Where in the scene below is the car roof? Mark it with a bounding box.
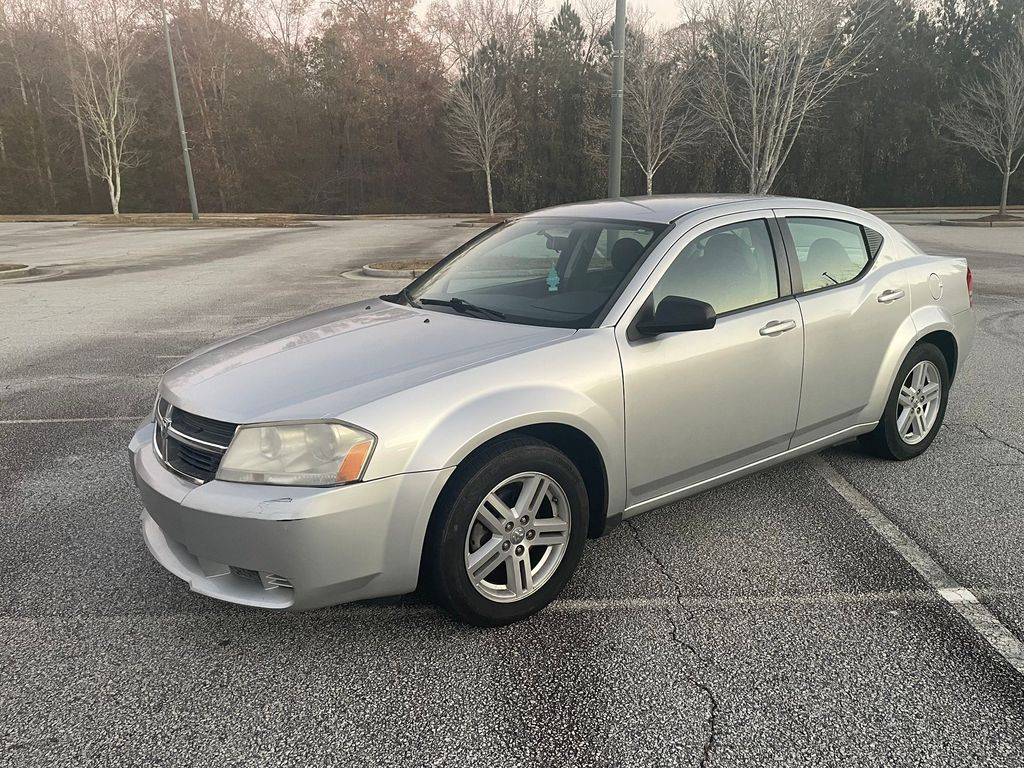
[519,194,858,225]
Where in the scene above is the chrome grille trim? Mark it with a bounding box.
[154,399,238,484]
[264,574,294,590]
[165,424,232,452]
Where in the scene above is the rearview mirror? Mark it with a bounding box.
[635,296,716,337]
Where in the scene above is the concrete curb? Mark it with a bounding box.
[938,219,1024,227]
[0,264,36,280]
[361,264,433,278]
[869,206,1024,214]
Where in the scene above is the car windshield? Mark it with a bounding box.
[396,217,665,328]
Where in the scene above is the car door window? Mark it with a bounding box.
[652,219,780,315]
[786,217,871,291]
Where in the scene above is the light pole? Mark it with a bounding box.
[158,0,199,220]
[607,0,626,198]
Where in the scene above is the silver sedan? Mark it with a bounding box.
[129,195,976,625]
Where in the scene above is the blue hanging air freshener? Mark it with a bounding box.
[546,266,560,292]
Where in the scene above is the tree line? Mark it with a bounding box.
[0,0,1021,216]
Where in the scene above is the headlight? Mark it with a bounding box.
[216,422,375,486]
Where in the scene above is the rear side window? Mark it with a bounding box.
[786,218,871,291]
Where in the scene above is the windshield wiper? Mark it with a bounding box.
[419,297,506,320]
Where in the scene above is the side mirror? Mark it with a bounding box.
[635,296,716,337]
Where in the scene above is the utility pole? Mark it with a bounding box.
[159,0,199,220]
[607,0,626,198]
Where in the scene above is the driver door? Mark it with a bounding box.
[616,213,804,509]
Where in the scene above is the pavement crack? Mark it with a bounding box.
[946,422,1024,459]
[626,519,719,766]
[695,682,720,768]
[625,520,697,653]
[974,425,1024,459]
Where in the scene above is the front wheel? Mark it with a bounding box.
[860,342,949,460]
[425,437,588,626]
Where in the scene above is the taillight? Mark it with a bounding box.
[966,267,973,306]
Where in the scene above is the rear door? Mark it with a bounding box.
[776,210,911,446]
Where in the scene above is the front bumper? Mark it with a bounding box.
[129,422,454,610]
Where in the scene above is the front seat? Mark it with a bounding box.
[699,233,759,312]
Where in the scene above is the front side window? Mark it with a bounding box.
[402,218,663,328]
[786,217,871,291]
[652,219,780,316]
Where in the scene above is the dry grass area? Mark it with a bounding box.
[973,213,1024,222]
[78,213,325,227]
[367,258,439,271]
[868,205,1024,214]
[0,212,506,227]
[0,212,327,227]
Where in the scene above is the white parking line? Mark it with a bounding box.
[0,416,145,424]
[808,455,1024,676]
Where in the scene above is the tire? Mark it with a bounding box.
[859,342,950,461]
[425,437,589,626]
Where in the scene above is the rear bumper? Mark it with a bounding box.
[129,422,454,610]
[952,307,976,379]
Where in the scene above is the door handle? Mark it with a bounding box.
[877,289,905,304]
[759,319,797,337]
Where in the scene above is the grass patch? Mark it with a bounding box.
[368,259,439,271]
[973,213,1024,222]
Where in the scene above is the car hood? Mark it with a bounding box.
[160,298,576,423]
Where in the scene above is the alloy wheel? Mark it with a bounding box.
[896,360,942,445]
[464,472,571,603]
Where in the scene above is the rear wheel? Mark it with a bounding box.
[860,342,949,460]
[425,437,588,626]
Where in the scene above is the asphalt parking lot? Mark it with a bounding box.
[2,213,1023,766]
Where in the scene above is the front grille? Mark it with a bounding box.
[167,439,220,479]
[230,566,261,583]
[229,566,293,590]
[171,408,238,445]
[155,399,237,483]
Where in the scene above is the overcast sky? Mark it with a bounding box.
[590,0,682,26]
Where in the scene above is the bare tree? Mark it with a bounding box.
[0,0,58,207]
[170,0,249,211]
[577,0,615,64]
[623,31,705,194]
[687,0,881,194]
[68,0,142,215]
[447,65,515,214]
[249,0,313,65]
[941,26,1024,217]
[48,0,96,206]
[425,0,541,73]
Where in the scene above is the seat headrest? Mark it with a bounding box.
[702,233,752,273]
[806,237,849,276]
[610,237,645,272]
